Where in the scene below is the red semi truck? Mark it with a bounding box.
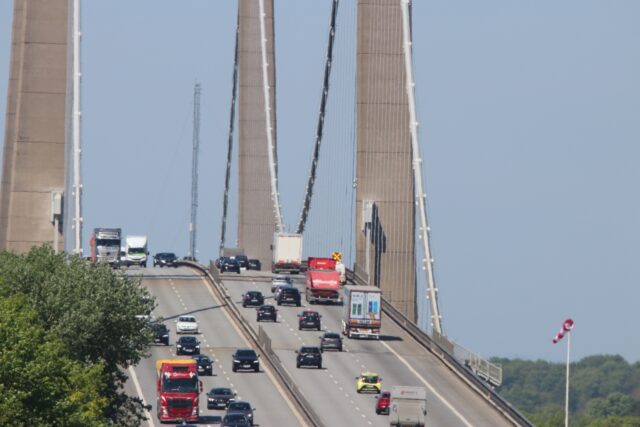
[305,257,341,304]
[156,359,202,423]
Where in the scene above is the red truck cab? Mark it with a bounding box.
[305,257,341,304]
[156,359,202,422]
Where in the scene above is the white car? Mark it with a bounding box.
[175,315,199,334]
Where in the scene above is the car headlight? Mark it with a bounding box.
[253,360,259,363]
[196,345,200,349]
[177,345,182,348]
[234,359,240,363]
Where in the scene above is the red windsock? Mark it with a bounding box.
[552,318,574,344]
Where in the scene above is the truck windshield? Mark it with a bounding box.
[162,377,198,393]
[96,239,120,247]
[129,247,145,253]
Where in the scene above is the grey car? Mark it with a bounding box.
[226,400,255,425]
[320,331,343,352]
[221,413,250,427]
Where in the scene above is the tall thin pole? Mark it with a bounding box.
[565,332,571,427]
[72,0,83,255]
[189,83,201,259]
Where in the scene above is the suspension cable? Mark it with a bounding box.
[400,0,443,335]
[295,0,340,234]
[258,0,284,232]
[219,13,240,255]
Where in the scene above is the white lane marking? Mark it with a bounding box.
[380,341,474,427]
[200,277,309,427]
[128,366,156,427]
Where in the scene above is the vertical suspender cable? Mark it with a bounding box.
[400,0,443,335]
[220,15,240,255]
[258,0,284,231]
[189,83,201,258]
[72,0,83,255]
[296,0,339,234]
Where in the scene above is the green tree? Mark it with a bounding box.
[0,294,109,426]
[0,246,155,425]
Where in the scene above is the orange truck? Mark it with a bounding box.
[305,257,341,304]
[155,359,202,423]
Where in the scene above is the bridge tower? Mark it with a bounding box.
[0,0,69,253]
[236,0,278,267]
[355,0,417,321]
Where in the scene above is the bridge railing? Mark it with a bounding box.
[347,265,532,427]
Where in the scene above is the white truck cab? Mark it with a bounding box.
[123,235,149,267]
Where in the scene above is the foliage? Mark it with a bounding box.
[494,355,640,427]
[0,245,155,425]
[0,294,109,426]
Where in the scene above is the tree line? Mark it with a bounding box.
[493,355,640,427]
[0,246,155,426]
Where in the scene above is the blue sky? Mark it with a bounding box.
[1,1,639,363]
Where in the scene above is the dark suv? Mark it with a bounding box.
[154,252,177,267]
[256,305,277,322]
[242,291,264,307]
[277,287,301,306]
[192,354,213,375]
[235,255,249,269]
[221,258,241,273]
[151,322,170,345]
[247,259,261,270]
[232,348,260,372]
[298,310,321,331]
[207,387,236,409]
[296,346,322,369]
[319,331,343,352]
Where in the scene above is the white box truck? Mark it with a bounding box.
[389,386,427,427]
[123,235,149,267]
[272,233,303,274]
[342,285,382,339]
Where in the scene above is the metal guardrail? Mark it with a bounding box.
[346,267,533,427]
[178,261,324,427]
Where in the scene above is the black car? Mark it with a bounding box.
[319,331,343,352]
[176,336,200,355]
[154,252,177,267]
[296,346,322,369]
[256,305,277,322]
[215,256,227,269]
[247,259,261,270]
[151,322,170,345]
[221,413,251,427]
[298,310,322,331]
[207,387,236,409]
[192,354,213,375]
[277,287,301,306]
[226,401,255,425]
[221,258,241,273]
[235,255,249,269]
[271,275,293,293]
[232,348,260,372]
[242,291,264,307]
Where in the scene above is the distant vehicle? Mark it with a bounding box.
[226,401,255,425]
[155,359,201,422]
[273,283,293,300]
[375,390,391,415]
[235,255,249,270]
[272,233,303,274]
[192,354,213,375]
[389,386,427,426]
[176,336,200,355]
[207,387,237,409]
[342,285,382,339]
[242,291,264,307]
[319,331,343,352]
[154,252,178,267]
[277,287,301,307]
[221,258,241,273]
[247,259,261,270]
[232,348,260,372]
[305,257,340,304]
[298,310,321,331]
[151,322,170,345]
[121,235,148,267]
[176,315,199,334]
[256,305,277,322]
[271,275,293,293]
[215,256,227,269]
[296,346,322,369]
[356,371,382,394]
[90,228,121,266]
[221,413,251,427]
